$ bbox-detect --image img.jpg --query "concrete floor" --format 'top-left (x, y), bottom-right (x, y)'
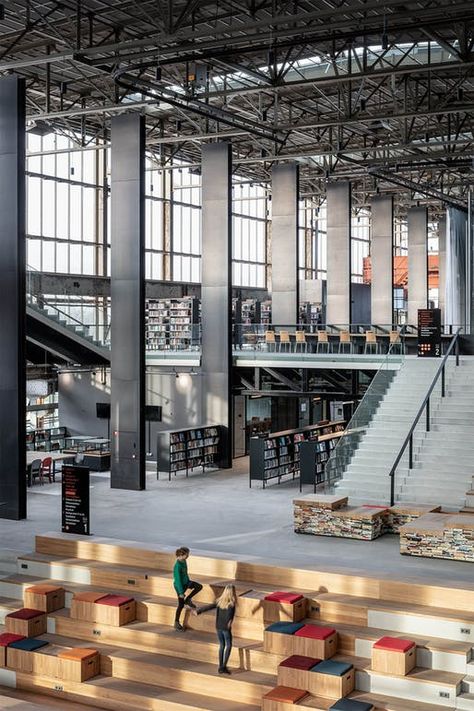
top-left (0, 457), bottom-right (473, 584)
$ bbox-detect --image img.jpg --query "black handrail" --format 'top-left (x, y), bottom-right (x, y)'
top-left (388, 327), bottom-right (462, 505)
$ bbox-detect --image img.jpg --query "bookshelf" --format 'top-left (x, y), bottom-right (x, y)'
top-left (299, 431), bottom-right (344, 491)
top-left (146, 297), bottom-right (200, 351)
top-left (157, 425), bottom-right (225, 480)
top-left (256, 299), bottom-right (272, 326)
top-left (299, 301), bottom-right (322, 327)
top-left (249, 420), bottom-right (345, 488)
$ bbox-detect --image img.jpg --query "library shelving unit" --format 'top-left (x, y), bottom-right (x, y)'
top-left (299, 301), bottom-right (322, 327)
top-left (157, 425), bottom-right (225, 480)
top-left (146, 297), bottom-right (200, 351)
top-left (26, 426), bottom-right (68, 452)
top-left (249, 420), bottom-right (345, 489)
top-left (299, 430), bottom-right (345, 491)
top-left (256, 299), bottom-right (272, 326)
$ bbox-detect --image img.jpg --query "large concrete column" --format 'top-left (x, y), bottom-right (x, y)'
top-left (201, 143), bottom-right (232, 468)
top-left (371, 195), bottom-right (394, 326)
top-left (271, 163), bottom-right (299, 324)
top-left (0, 77), bottom-right (26, 520)
top-left (110, 114), bottom-right (145, 490)
top-left (438, 214), bottom-right (446, 325)
top-left (407, 206), bottom-right (428, 325)
top-left (326, 182), bottom-right (351, 325)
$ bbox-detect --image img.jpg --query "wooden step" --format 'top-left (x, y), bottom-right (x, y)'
top-left (15, 671), bottom-right (262, 711)
top-left (46, 610), bottom-right (282, 674)
top-left (311, 592), bottom-right (474, 644)
top-left (35, 532), bottom-right (474, 613)
top-left (0, 689), bottom-right (100, 710)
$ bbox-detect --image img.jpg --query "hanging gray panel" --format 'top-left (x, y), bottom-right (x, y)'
top-left (371, 195), bottom-right (394, 326)
top-left (407, 207), bottom-right (428, 325)
top-left (271, 163), bottom-right (299, 325)
top-left (326, 182), bottom-right (351, 325)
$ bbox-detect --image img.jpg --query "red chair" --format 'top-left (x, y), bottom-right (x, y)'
top-left (42, 457), bottom-right (53, 483)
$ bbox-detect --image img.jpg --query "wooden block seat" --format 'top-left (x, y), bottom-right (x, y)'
top-left (7, 637), bottom-right (49, 673)
top-left (329, 700), bottom-right (374, 711)
top-left (309, 659), bottom-right (355, 698)
top-left (263, 591), bottom-right (306, 622)
top-left (95, 594), bottom-right (136, 626)
top-left (263, 621), bottom-right (305, 655)
top-left (57, 647), bottom-right (100, 681)
top-left (293, 624), bottom-right (338, 659)
top-left (0, 633), bottom-right (25, 666)
top-left (263, 685), bottom-right (308, 704)
top-left (24, 583), bottom-right (65, 612)
top-left (278, 655), bottom-right (321, 688)
top-left (71, 591), bottom-right (136, 626)
top-left (371, 636), bottom-right (416, 676)
top-left (5, 608), bottom-right (47, 637)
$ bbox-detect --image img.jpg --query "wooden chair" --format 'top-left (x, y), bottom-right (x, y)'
top-left (295, 330), bottom-right (307, 352)
top-left (338, 330), bottom-right (353, 354)
top-left (42, 456), bottom-right (54, 483)
top-left (364, 330), bottom-right (379, 354)
top-left (389, 330), bottom-right (403, 354)
top-left (265, 330), bottom-right (276, 352)
top-left (278, 330), bottom-right (291, 352)
top-left (316, 330), bottom-right (330, 354)
top-left (30, 459), bottom-right (43, 486)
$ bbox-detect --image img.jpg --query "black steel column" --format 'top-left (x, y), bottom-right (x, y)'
top-left (0, 77), bottom-right (26, 520)
top-left (110, 114), bottom-right (145, 490)
top-left (201, 143), bottom-right (232, 468)
top-left (271, 163), bottom-right (299, 324)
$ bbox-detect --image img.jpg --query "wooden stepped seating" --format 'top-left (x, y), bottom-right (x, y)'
top-left (14, 672), bottom-right (263, 711)
top-left (260, 688), bottom-right (453, 710)
top-left (2, 627), bottom-right (276, 705)
top-left (34, 532), bottom-right (474, 613)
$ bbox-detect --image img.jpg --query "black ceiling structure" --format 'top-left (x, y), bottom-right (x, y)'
top-left (1, 0), bottom-right (473, 213)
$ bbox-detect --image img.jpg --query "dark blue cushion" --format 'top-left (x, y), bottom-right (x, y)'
top-left (330, 699), bottom-right (373, 711)
top-left (9, 638), bottom-right (48, 652)
top-left (311, 660), bottom-right (353, 676)
top-left (265, 621), bottom-right (305, 635)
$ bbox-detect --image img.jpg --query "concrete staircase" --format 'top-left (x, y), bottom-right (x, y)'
top-left (397, 358), bottom-right (474, 508)
top-left (334, 357), bottom-right (449, 505)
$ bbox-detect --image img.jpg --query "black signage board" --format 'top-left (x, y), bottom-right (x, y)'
top-left (418, 308), bottom-right (442, 357)
top-left (61, 465), bottom-right (90, 535)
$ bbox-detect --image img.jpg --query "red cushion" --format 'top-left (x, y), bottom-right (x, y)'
top-left (264, 591), bottom-right (304, 604)
top-left (294, 624), bottom-right (336, 640)
top-left (264, 686), bottom-right (307, 703)
top-left (373, 636), bottom-right (415, 653)
top-left (280, 655), bottom-right (321, 670)
top-left (6, 608), bottom-right (44, 621)
top-left (96, 594), bottom-right (134, 607)
top-left (0, 633), bottom-right (26, 647)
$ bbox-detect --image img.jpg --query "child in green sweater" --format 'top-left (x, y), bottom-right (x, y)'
top-left (173, 546), bottom-right (203, 631)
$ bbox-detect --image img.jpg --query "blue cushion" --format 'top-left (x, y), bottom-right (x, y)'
top-left (330, 699), bottom-right (373, 711)
top-left (9, 638), bottom-right (48, 652)
top-left (265, 621), bottom-right (305, 635)
top-left (311, 660), bottom-right (353, 676)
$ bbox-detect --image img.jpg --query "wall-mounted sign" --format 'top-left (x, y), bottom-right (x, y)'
top-left (418, 308), bottom-right (441, 358)
top-left (61, 465), bottom-right (90, 535)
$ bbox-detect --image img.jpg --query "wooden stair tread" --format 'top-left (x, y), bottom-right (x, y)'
top-left (50, 608), bottom-right (263, 650)
top-left (302, 616), bottom-right (473, 655)
top-left (331, 653), bottom-right (463, 686)
top-left (17, 672), bottom-right (261, 711)
top-left (0, 689), bottom-right (103, 711)
top-left (42, 630), bottom-right (275, 685)
top-left (314, 591), bottom-right (474, 624)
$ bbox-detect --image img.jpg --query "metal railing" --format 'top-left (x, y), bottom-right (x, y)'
top-left (388, 327), bottom-right (462, 505)
top-left (324, 334), bottom-right (406, 489)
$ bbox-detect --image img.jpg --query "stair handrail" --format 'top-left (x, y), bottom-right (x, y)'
top-left (388, 327), bottom-right (462, 506)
